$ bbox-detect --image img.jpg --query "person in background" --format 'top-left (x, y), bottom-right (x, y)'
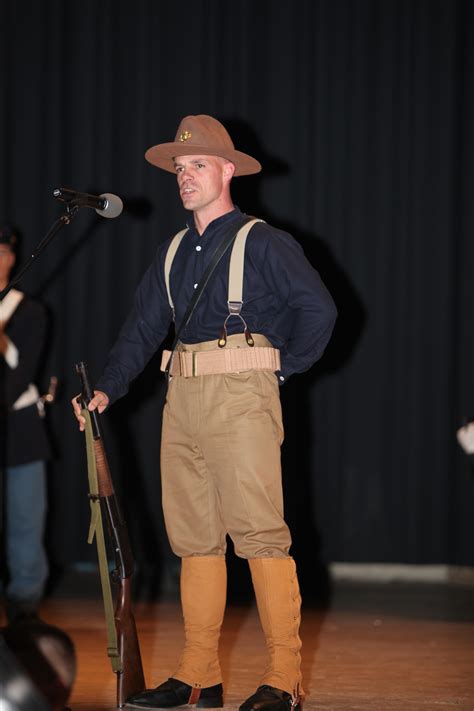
top-left (0, 225), bottom-right (51, 624)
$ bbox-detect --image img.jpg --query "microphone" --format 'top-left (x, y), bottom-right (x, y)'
top-left (53, 187), bottom-right (123, 219)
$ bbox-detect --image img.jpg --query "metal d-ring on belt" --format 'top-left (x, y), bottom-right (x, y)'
top-left (161, 219), bottom-right (281, 378)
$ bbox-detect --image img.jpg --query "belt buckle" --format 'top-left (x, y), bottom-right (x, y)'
top-left (178, 351), bottom-right (188, 377)
top-left (179, 351), bottom-right (197, 377)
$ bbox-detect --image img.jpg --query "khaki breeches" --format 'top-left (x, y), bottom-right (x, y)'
top-left (160, 334), bottom-right (292, 559)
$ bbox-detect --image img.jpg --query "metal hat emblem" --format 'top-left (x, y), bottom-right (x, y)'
top-left (179, 130), bottom-right (192, 142)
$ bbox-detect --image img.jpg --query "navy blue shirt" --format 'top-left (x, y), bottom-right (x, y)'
top-left (97, 207), bottom-right (337, 404)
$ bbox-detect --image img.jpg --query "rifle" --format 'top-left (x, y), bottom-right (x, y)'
top-left (76, 361), bottom-right (145, 708)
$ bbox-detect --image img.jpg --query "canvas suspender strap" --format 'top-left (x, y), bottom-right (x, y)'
top-left (83, 408), bottom-right (122, 674)
top-left (164, 228), bottom-right (188, 316)
top-left (227, 218), bottom-right (265, 309)
top-left (164, 214), bottom-right (253, 375)
top-left (163, 218), bottom-right (264, 315)
top-left (217, 218), bottom-right (265, 347)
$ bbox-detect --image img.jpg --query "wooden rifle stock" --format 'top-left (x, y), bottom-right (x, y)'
top-left (76, 361), bottom-right (145, 707)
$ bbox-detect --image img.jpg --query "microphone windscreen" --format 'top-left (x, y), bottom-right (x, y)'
top-left (96, 193), bottom-right (123, 219)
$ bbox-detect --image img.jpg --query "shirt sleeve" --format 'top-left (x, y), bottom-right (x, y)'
top-left (260, 226), bottom-right (337, 382)
top-left (96, 248), bottom-right (173, 404)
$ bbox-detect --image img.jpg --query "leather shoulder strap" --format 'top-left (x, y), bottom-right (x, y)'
top-left (164, 228), bottom-right (188, 314)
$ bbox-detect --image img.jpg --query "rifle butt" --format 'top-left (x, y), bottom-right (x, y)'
top-left (116, 577), bottom-right (146, 707)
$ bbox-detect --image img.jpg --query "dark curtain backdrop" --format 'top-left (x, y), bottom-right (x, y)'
top-left (1, 0), bottom-right (473, 594)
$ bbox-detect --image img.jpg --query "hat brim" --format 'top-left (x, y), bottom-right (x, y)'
top-left (145, 143), bottom-right (262, 177)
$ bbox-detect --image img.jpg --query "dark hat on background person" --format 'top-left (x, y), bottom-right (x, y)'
top-left (0, 225), bottom-right (19, 252)
top-left (145, 114), bottom-right (262, 176)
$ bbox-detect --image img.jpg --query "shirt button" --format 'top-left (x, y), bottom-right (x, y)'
top-left (195, 245), bottom-right (202, 252)
top-left (194, 283), bottom-right (198, 289)
top-left (279, 376), bottom-right (285, 382)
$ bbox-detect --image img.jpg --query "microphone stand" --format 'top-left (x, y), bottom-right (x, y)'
top-left (0, 204), bottom-right (80, 301)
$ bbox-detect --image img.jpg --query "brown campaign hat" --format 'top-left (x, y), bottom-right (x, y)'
top-left (145, 115), bottom-right (262, 176)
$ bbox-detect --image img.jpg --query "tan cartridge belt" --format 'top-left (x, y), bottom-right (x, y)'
top-left (161, 346), bottom-right (281, 378)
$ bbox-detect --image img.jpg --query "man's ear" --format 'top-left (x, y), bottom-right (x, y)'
top-left (223, 160), bottom-right (236, 182)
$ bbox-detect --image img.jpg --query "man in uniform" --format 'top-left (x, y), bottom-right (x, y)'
top-left (72, 115), bottom-right (337, 711)
top-left (0, 225), bottom-right (50, 624)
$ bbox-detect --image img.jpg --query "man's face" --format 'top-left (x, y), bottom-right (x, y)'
top-left (0, 245), bottom-right (15, 283)
top-left (174, 155), bottom-right (233, 212)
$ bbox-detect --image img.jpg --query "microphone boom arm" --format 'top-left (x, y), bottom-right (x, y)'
top-left (0, 204), bottom-right (80, 301)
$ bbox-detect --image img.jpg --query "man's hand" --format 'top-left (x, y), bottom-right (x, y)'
top-left (456, 422), bottom-right (474, 455)
top-left (71, 390), bottom-right (110, 431)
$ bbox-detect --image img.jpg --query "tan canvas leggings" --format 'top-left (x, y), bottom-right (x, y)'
top-left (160, 334), bottom-right (292, 558)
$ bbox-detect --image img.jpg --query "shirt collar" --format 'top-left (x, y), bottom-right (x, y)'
top-left (186, 206), bottom-right (243, 235)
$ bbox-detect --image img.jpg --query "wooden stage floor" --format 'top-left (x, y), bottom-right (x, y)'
top-left (5, 575), bottom-right (474, 711)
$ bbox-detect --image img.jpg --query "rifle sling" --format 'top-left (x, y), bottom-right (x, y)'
top-left (83, 408), bottom-right (122, 674)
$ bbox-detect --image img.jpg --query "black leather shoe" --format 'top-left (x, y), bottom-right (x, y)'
top-left (126, 677), bottom-right (224, 709)
top-left (239, 685), bottom-right (301, 711)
